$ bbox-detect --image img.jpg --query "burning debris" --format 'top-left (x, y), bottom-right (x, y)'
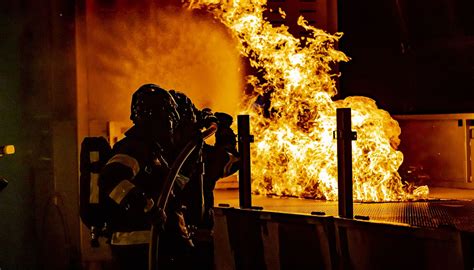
top-left (186, 0), bottom-right (429, 201)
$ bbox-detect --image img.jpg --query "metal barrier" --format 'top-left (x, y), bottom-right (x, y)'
top-left (333, 218), bottom-right (466, 270)
top-left (214, 207), bottom-right (472, 270)
top-left (214, 207), bottom-right (266, 270)
top-left (214, 207), bottom-right (335, 270)
top-left (259, 211), bottom-right (335, 270)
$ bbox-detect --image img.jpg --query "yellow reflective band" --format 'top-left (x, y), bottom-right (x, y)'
top-left (89, 151), bottom-right (99, 162)
top-left (109, 180), bottom-right (135, 205)
top-left (110, 230), bottom-right (151, 245)
top-left (223, 152), bottom-right (240, 177)
top-left (175, 174), bottom-right (190, 190)
top-left (89, 173), bottom-right (99, 204)
top-left (107, 154), bottom-right (140, 177)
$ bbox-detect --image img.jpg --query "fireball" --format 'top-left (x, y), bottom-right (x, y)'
top-left (187, 0), bottom-right (429, 201)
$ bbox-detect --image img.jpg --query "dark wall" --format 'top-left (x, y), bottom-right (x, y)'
top-left (0, 1), bottom-right (79, 269)
top-left (0, 1), bottom-right (38, 268)
top-left (338, 0), bottom-right (474, 114)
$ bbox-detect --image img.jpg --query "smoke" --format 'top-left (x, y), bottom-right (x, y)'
top-left (81, 4), bottom-right (243, 122)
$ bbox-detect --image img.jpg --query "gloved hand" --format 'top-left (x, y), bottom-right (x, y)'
top-left (199, 108), bottom-right (218, 129)
top-left (214, 112), bottom-right (233, 128)
top-left (214, 112), bottom-right (237, 153)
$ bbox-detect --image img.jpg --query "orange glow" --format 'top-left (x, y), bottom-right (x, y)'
top-left (187, 0), bottom-right (429, 201)
top-left (79, 3), bottom-right (243, 122)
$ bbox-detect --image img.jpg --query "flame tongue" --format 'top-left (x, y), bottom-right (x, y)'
top-left (187, 0), bottom-right (429, 201)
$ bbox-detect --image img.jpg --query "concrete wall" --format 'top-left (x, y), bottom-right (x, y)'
top-left (0, 2), bottom-right (38, 268)
top-left (0, 1), bottom-right (80, 269)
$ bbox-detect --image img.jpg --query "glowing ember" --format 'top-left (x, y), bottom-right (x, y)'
top-left (187, 0), bottom-right (429, 201)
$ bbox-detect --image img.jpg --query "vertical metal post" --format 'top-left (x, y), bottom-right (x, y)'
top-left (336, 108), bottom-right (355, 218)
top-left (238, 115), bottom-right (253, 208)
top-left (465, 120), bottom-right (473, 183)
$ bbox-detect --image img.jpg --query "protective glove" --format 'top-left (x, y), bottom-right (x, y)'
top-left (214, 112), bottom-right (237, 152)
top-left (199, 108), bottom-right (218, 129)
top-left (214, 112), bottom-right (233, 128)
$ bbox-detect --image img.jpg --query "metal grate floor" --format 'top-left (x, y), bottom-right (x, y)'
top-left (215, 189), bottom-right (474, 232)
top-left (308, 200), bottom-right (474, 232)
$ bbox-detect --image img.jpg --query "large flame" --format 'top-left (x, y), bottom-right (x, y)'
top-left (187, 0), bottom-right (429, 201)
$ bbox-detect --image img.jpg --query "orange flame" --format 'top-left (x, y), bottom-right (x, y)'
top-left (187, 0), bottom-right (429, 201)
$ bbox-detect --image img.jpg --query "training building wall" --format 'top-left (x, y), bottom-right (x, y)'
top-left (0, 1), bottom-right (80, 269)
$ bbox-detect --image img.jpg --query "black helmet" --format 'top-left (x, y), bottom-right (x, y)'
top-left (130, 84), bottom-right (180, 141)
top-left (169, 90), bottom-right (198, 128)
top-left (169, 90), bottom-right (201, 149)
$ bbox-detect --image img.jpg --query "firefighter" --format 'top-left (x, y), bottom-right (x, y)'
top-left (99, 84), bottom-right (239, 269)
top-left (171, 92), bottom-right (240, 269)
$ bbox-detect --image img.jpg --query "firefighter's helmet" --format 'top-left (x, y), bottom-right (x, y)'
top-left (130, 84), bottom-right (180, 132)
top-left (168, 90), bottom-right (202, 151)
top-left (169, 90), bottom-right (198, 128)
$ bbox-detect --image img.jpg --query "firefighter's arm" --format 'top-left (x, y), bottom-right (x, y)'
top-left (99, 145), bottom-right (154, 214)
top-left (204, 112), bottom-right (240, 180)
top-left (204, 145), bottom-right (239, 181)
top-left (215, 112), bottom-right (240, 177)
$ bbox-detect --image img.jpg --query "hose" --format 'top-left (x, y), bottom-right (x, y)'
top-left (148, 123), bottom-right (217, 270)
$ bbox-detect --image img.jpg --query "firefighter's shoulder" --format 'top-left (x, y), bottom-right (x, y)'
top-left (108, 137), bottom-right (149, 172)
